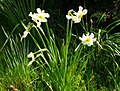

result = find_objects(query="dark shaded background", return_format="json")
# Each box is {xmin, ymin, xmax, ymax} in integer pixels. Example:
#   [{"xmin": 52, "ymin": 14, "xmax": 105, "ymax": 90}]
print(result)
[{"xmin": 0, "ymin": 0, "xmax": 120, "ymax": 48}]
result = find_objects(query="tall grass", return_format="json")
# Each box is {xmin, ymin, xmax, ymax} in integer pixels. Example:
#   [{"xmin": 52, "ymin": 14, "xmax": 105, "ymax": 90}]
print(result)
[
  {"xmin": 0, "ymin": 33, "xmax": 40, "ymax": 90},
  {"xmin": 0, "ymin": 0, "xmax": 35, "ymax": 26},
  {"xmin": 0, "ymin": 2, "xmax": 120, "ymax": 91},
  {"xmin": 19, "ymin": 7, "xmax": 120, "ymax": 90}
]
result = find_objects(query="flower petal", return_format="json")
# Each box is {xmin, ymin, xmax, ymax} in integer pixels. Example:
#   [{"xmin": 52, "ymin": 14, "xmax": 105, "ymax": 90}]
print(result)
[
  {"xmin": 79, "ymin": 6, "xmax": 83, "ymax": 11},
  {"xmin": 29, "ymin": 12, "xmax": 33, "ymax": 17},
  {"xmin": 36, "ymin": 8, "xmax": 42, "ymax": 13},
  {"xmin": 66, "ymin": 15, "xmax": 72, "ymax": 20},
  {"xmin": 90, "ymin": 33, "xmax": 94, "ymax": 38},
  {"xmin": 83, "ymin": 9, "xmax": 88, "ymax": 15},
  {"xmin": 45, "ymin": 13, "xmax": 50, "ymax": 18}
]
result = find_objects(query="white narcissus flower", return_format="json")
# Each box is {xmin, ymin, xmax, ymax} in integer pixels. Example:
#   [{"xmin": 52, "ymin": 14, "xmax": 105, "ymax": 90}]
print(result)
[
  {"xmin": 29, "ymin": 12, "xmax": 41, "ymax": 27},
  {"xmin": 29, "ymin": 8, "xmax": 50, "ymax": 27},
  {"xmin": 66, "ymin": 6, "xmax": 87, "ymax": 23},
  {"xmin": 79, "ymin": 32, "xmax": 96, "ymax": 46},
  {"xmin": 36, "ymin": 8, "xmax": 50, "ymax": 22},
  {"xmin": 74, "ymin": 6, "xmax": 88, "ymax": 23},
  {"xmin": 27, "ymin": 52, "xmax": 35, "ymax": 66}
]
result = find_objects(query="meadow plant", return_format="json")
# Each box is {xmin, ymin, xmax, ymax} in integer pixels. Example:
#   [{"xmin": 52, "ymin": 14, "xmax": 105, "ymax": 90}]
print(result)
[
  {"xmin": 0, "ymin": 35, "xmax": 39, "ymax": 90},
  {"xmin": 0, "ymin": 3, "xmax": 120, "ymax": 90},
  {"xmin": 20, "ymin": 6, "xmax": 107, "ymax": 90},
  {"xmin": 0, "ymin": 0, "xmax": 35, "ymax": 26}
]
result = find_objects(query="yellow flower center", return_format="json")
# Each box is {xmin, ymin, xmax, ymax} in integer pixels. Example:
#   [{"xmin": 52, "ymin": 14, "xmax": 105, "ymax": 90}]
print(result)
[
  {"xmin": 38, "ymin": 15, "xmax": 43, "ymax": 19},
  {"xmin": 85, "ymin": 37, "xmax": 90, "ymax": 42},
  {"xmin": 78, "ymin": 13, "xmax": 83, "ymax": 18}
]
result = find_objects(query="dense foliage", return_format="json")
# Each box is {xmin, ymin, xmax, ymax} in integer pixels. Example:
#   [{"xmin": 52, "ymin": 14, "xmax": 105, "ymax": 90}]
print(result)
[{"xmin": 0, "ymin": 0, "xmax": 120, "ymax": 90}]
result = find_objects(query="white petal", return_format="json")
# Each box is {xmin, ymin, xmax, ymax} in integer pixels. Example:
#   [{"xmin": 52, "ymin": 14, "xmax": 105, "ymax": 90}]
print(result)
[
  {"xmin": 72, "ymin": 16, "xmax": 77, "ymax": 21},
  {"xmin": 74, "ymin": 12, "xmax": 78, "ymax": 16},
  {"xmin": 66, "ymin": 15, "xmax": 72, "ymax": 20},
  {"xmin": 41, "ymin": 18, "xmax": 47, "ymax": 22},
  {"xmin": 83, "ymin": 9, "xmax": 88, "ymax": 15},
  {"xmin": 36, "ymin": 8, "xmax": 42, "ymax": 13},
  {"xmin": 72, "ymin": 16, "xmax": 81, "ymax": 23},
  {"xmin": 29, "ymin": 12, "xmax": 32, "ymax": 16},
  {"xmin": 79, "ymin": 34, "xmax": 85, "ymax": 41},
  {"xmin": 79, "ymin": 37, "xmax": 82, "ymax": 40},
  {"xmin": 78, "ymin": 11, "xmax": 83, "ymax": 15},
  {"xmin": 88, "ymin": 42, "xmax": 93, "ymax": 46},
  {"xmin": 31, "ymin": 14, "xmax": 38, "ymax": 21},
  {"xmin": 90, "ymin": 33, "xmax": 94, "ymax": 38},
  {"xmin": 41, "ymin": 10, "xmax": 45, "ymax": 13},
  {"xmin": 36, "ymin": 21, "xmax": 41, "ymax": 27},
  {"xmin": 79, "ymin": 6, "xmax": 83, "ymax": 11},
  {"xmin": 45, "ymin": 13, "xmax": 50, "ymax": 18},
  {"xmin": 82, "ymin": 33, "xmax": 86, "ymax": 38},
  {"xmin": 74, "ymin": 18, "xmax": 81, "ymax": 23},
  {"xmin": 74, "ymin": 20, "xmax": 81, "ymax": 23},
  {"xmin": 93, "ymin": 38, "xmax": 96, "ymax": 42}
]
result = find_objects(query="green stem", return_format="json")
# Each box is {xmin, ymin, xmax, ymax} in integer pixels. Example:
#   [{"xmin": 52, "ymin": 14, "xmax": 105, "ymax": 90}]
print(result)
[
  {"xmin": 35, "ymin": 26, "xmax": 47, "ymax": 48},
  {"xmin": 29, "ymin": 33, "xmax": 41, "ymax": 49},
  {"xmin": 63, "ymin": 20, "xmax": 73, "ymax": 89}
]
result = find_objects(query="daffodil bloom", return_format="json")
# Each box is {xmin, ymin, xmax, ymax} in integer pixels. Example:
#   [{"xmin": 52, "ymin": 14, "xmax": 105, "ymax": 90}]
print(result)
[
  {"xmin": 27, "ymin": 52, "xmax": 35, "ymax": 66},
  {"xmin": 79, "ymin": 32, "xmax": 96, "ymax": 46},
  {"xmin": 29, "ymin": 8, "xmax": 50, "ymax": 27},
  {"xmin": 66, "ymin": 6, "xmax": 87, "ymax": 23},
  {"xmin": 74, "ymin": 6, "xmax": 88, "ymax": 23},
  {"xmin": 36, "ymin": 8, "xmax": 50, "ymax": 22}
]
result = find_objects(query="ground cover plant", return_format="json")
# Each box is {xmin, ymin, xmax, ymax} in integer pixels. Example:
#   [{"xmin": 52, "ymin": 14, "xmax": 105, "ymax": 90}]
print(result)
[{"xmin": 0, "ymin": 0, "xmax": 120, "ymax": 91}]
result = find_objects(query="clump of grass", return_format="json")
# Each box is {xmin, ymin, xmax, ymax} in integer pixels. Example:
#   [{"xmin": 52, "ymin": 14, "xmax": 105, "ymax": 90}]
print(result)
[
  {"xmin": 0, "ymin": 2, "xmax": 120, "ymax": 91},
  {"xmin": 0, "ymin": 34, "xmax": 40, "ymax": 90}
]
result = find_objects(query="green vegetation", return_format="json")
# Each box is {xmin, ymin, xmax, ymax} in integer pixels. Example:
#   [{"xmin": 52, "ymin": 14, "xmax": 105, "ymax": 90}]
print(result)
[{"xmin": 0, "ymin": 0, "xmax": 120, "ymax": 90}]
